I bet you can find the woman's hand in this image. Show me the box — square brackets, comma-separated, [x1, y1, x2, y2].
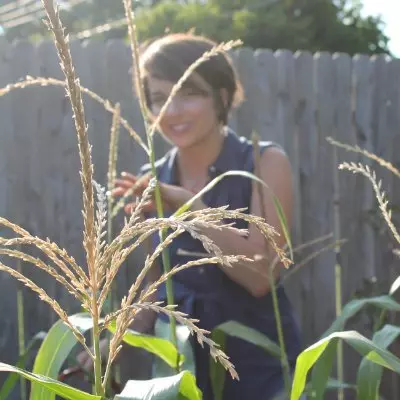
[112, 171, 205, 214]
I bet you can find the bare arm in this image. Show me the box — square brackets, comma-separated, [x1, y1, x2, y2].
[193, 147, 293, 298]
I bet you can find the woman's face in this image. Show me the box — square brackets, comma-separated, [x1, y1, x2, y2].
[146, 76, 221, 149]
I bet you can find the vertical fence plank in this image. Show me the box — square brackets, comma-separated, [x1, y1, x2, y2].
[105, 40, 147, 168]
[253, 49, 279, 143]
[275, 50, 296, 163]
[332, 52, 355, 300]
[105, 39, 145, 294]
[0, 38, 20, 400]
[370, 55, 394, 288]
[312, 52, 337, 337]
[275, 50, 303, 246]
[59, 40, 86, 270]
[84, 39, 110, 187]
[9, 41, 48, 343]
[234, 47, 258, 139]
[35, 40, 69, 321]
[384, 57, 400, 400]
[285, 50, 316, 344]
[385, 57, 400, 286]
[274, 49, 303, 342]
[333, 52, 361, 386]
[352, 54, 376, 287]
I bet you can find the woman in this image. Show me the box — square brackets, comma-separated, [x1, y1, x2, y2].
[85, 33, 302, 399]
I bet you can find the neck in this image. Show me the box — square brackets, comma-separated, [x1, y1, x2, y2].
[176, 126, 226, 179]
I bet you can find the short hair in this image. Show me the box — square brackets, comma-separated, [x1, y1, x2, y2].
[138, 33, 244, 125]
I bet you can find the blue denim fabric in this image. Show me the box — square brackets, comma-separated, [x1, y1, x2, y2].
[141, 129, 302, 399]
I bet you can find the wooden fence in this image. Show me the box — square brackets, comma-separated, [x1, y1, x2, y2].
[0, 37, 399, 398]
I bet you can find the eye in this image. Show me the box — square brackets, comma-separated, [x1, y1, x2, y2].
[150, 95, 166, 107]
[180, 88, 204, 97]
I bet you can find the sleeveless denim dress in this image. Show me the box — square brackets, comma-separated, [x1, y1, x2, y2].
[140, 129, 302, 399]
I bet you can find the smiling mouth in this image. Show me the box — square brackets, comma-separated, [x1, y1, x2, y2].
[170, 123, 191, 133]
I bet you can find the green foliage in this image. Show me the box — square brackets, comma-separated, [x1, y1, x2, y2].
[356, 325, 400, 400]
[4, 0, 389, 56]
[30, 314, 95, 400]
[0, 331, 46, 400]
[114, 371, 201, 400]
[133, 0, 389, 55]
[108, 320, 185, 370]
[323, 295, 400, 337]
[152, 319, 196, 377]
[290, 330, 400, 400]
[0, 363, 100, 400]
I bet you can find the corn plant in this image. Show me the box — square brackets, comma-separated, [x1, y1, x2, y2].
[288, 137, 400, 400]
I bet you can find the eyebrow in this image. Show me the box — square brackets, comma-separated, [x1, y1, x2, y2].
[149, 90, 167, 97]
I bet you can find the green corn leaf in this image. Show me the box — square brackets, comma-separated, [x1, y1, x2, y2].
[107, 320, 185, 370]
[209, 326, 227, 400]
[212, 321, 281, 358]
[323, 295, 400, 337]
[114, 370, 201, 400]
[273, 379, 356, 400]
[0, 363, 100, 400]
[173, 170, 293, 261]
[209, 321, 281, 400]
[389, 276, 400, 295]
[309, 340, 337, 400]
[357, 325, 400, 400]
[151, 318, 195, 377]
[290, 330, 400, 400]
[30, 313, 94, 400]
[0, 331, 46, 399]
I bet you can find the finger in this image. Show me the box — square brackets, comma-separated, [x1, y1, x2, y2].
[111, 187, 129, 197]
[124, 201, 154, 215]
[114, 179, 135, 189]
[120, 171, 138, 182]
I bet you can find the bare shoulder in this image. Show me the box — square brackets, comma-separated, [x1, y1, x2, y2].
[258, 145, 292, 181]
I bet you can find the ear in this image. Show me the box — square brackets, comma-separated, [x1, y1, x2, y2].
[219, 88, 229, 109]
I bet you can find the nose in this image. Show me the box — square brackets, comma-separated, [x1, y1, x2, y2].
[163, 96, 182, 117]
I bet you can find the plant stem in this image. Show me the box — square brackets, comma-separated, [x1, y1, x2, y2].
[16, 256, 26, 400]
[268, 267, 291, 396]
[92, 308, 105, 397]
[122, 0, 180, 370]
[335, 262, 343, 399]
[333, 145, 344, 400]
[148, 144, 179, 370]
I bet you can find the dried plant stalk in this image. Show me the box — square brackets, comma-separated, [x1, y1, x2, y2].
[0, 234, 88, 293]
[107, 103, 121, 196]
[0, 249, 85, 303]
[0, 261, 92, 357]
[40, 0, 104, 395]
[328, 137, 400, 179]
[41, 0, 96, 285]
[339, 162, 400, 245]
[102, 301, 237, 389]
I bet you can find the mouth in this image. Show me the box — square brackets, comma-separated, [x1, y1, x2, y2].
[169, 123, 191, 134]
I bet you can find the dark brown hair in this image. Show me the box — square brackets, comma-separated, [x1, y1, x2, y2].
[139, 33, 244, 125]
